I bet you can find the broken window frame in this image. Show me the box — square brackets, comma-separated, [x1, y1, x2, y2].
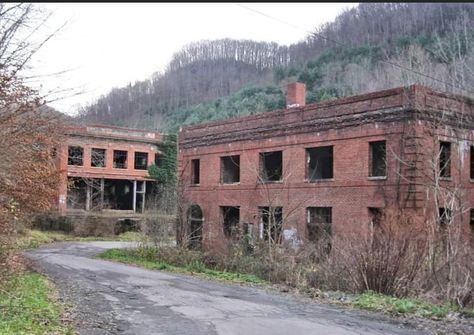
[306, 146, 334, 181]
[259, 151, 283, 183]
[91, 148, 106, 168]
[221, 155, 240, 184]
[68, 146, 84, 166]
[113, 150, 128, 169]
[191, 159, 200, 185]
[439, 141, 451, 179]
[369, 140, 386, 178]
[307, 207, 332, 243]
[134, 152, 149, 170]
[259, 206, 283, 243]
[221, 206, 240, 238]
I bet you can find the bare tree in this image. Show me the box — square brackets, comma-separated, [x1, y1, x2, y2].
[1, 4, 63, 274]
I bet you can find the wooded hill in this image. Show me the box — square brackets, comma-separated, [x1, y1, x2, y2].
[77, 3, 474, 132]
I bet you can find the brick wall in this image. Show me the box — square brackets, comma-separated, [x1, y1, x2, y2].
[57, 125, 161, 213]
[178, 85, 474, 250]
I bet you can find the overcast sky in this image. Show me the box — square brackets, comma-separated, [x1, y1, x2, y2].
[26, 3, 357, 115]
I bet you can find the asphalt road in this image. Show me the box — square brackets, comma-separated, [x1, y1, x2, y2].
[26, 242, 429, 335]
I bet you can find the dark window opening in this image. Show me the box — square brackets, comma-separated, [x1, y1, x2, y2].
[439, 141, 451, 178]
[307, 146, 333, 180]
[307, 207, 332, 243]
[191, 159, 200, 184]
[68, 146, 83, 166]
[471, 146, 474, 180]
[369, 141, 386, 177]
[113, 150, 128, 169]
[260, 206, 283, 243]
[439, 207, 452, 247]
[67, 177, 87, 209]
[91, 148, 106, 168]
[260, 151, 282, 182]
[369, 207, 383, 227]
[103, 179, 134, 210]
[134, 152, 148, 170]
[470, 209, 474, 232]
[66, 177, 102, 211]
[187, 205, 203, 249]
[221, 155, 240, 184]
[222, 206, 240, 238]
[439, 208, 452, 228]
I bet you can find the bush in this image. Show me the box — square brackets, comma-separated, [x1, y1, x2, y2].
[330, 209, 427, 297]
[31, 213, 73, 233]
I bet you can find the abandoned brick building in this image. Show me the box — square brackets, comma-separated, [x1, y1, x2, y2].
[178, 83, 474, 249]
[58, 124, 161, 215]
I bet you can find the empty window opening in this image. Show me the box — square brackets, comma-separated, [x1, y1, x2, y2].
[369, 141, 386, 177]
[67, 177, 103, 211]
[91, 148, 106, 168]
[221, 155, 240, 184]
[470, 209, 474, 232]
[471, 146, 474, 180]
[67, 177, 87, 209]
[134, 152, 148, 170]
[439, 208, 452, 228]
[369, 207, 383, 228]
[260, 206, 283, 243]
[187, 205, 203, 249]
[68, 146, 83, 166]
[307, 146, 333, 180]
[191, 159, 200, 184]
[307, 207, 332, 243]
[260, 151, 283, 182]
[438, 207, 452, 247]
[113, 150, 128, 169]
[222, 206, 240, 238]
[103, 179, 134, 210]
[439, 141, 451, 178]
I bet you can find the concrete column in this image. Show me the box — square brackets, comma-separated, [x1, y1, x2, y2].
[100, 178, 105, 209]
[142, 181, 146, 213]
[86, 183, 91, 211]
[133, 180, 137, 213]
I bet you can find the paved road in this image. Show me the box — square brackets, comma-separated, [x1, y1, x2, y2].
[26, 242, 428, 335]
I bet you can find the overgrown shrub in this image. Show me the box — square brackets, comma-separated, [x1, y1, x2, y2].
[330, 209, 428, 297]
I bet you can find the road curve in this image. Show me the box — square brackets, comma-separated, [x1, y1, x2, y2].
[26, 242, 428, 335]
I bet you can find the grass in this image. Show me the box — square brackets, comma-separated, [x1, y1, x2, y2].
[97, 248, 265, 285]
[0, 272, 75, 335]
[352, 291, 460, 319]
[15, 230, 145, 250]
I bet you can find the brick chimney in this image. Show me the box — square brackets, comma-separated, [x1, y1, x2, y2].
[286, 82, 306, 108]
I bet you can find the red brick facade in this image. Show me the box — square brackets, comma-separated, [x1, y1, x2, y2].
[57, 124, 161, 214]
[178, 84, 474, 250]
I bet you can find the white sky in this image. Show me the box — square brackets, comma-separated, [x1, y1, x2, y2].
[25, 3, 357, 116]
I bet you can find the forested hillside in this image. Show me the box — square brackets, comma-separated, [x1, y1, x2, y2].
[77, 3, 474, 132]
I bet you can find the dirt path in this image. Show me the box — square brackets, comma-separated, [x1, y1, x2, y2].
[26, 242, 429, 335]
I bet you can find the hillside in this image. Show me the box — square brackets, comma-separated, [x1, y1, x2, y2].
[76, 3, 474, 132]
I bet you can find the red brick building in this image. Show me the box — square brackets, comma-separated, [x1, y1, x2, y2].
[178, 83, 474, 249]
[57, 124, 161, 215]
